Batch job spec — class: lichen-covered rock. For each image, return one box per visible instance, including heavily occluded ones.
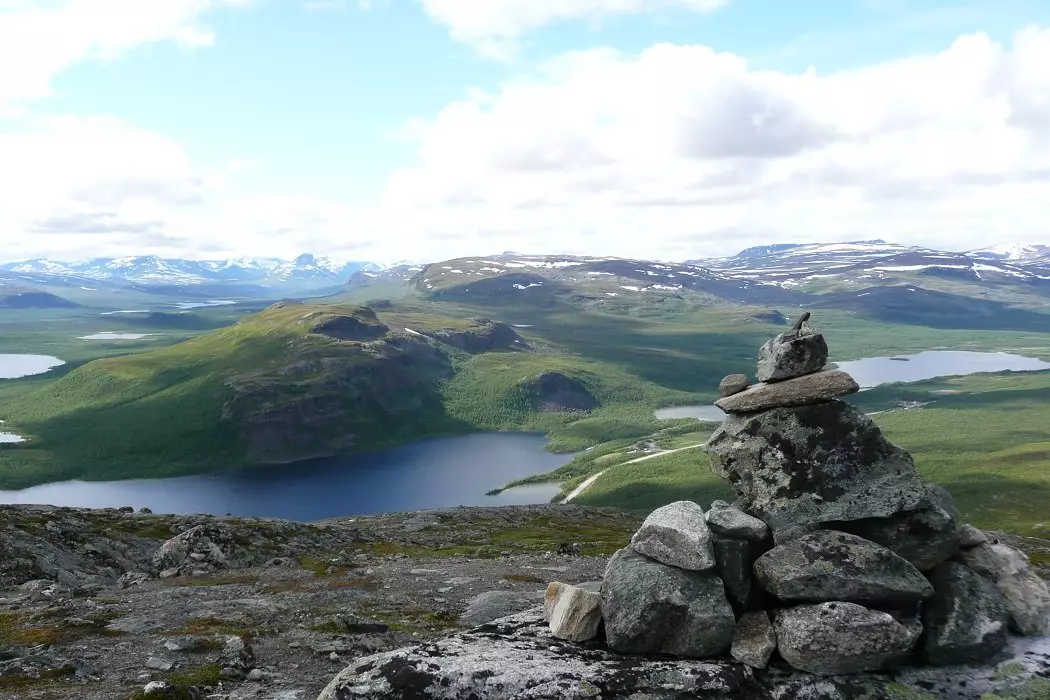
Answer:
[601,547,734,658]
[151,524,241,574]
[703,401,927,541]
[544,581,602,642]
[706,501,769,542]
[959,541,1050,636]
[774,601,921,675]
[730,611,776,669]
[629,500,715,571]
[715,370,859,413]
[719,374,750,397]
[828,484,960,571]
[754,530,933,606]
[756,327,828,382]
[921,561,1009,665]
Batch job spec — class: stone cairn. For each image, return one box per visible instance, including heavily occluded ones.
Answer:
[544,313,1050,675]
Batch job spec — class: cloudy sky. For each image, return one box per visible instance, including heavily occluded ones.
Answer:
[1,0,1049,264]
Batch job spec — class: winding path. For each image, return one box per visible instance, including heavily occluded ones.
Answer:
[561,443,706,503]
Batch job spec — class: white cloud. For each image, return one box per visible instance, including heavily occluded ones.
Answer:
[4,24,1050,264]
[0,0,248,111]
[417,0,729,58]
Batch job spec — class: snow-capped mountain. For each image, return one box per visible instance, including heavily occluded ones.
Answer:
[691,241,1050,288]
[970,243,1050,265]
[0,255,379,289]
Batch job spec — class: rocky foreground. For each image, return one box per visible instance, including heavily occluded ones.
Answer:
[0,503,637,700]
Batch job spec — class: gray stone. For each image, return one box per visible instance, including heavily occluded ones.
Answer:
[460,590,537,627]
[601,547,734,658]
[247,668,266,681]
[755,530,933,605]
[829,484,960,571]
[959,524,989,548]
[716,370,859,413]
[629,500,715,571]
[774,601,921,675]
[543,582,602,642]
[221,635,255,671]
[712,537,753,613]
[705,501,769,541]
[145,656,175,671]
[143,681,174,696]
[118,571,152,588]
[719,373,749,397]
[959,541,1050,636]
[703,402,927,541]
[922,561,1009,666]
[756,327,828,382]
[730,611,776,669]
[575,581,602,594]
[152,523,240,573]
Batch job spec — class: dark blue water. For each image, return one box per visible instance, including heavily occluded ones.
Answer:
[0,433,570,521]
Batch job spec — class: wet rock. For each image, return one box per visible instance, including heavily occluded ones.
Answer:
[828,484,960,571]
[629,500,715,571]
[730,611,776,669]
[719,374,750,397]
[959,541,1050,636]
[712,537,753,613]
[601,547,734,658]
[716,370,859,413]
[705,501,769,541]
[921,561,1009,665]
[459,590,538,627]
[756,325,828,382]
[704,401,927,541]
[959,524,989,548]
[774,601,921,675]
[543,581,602,642]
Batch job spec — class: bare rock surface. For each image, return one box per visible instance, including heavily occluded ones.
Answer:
[629,500,715,571]
[755,324,828,382]
[715,369,859,413]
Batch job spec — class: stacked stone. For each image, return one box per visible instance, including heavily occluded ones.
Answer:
[542,313,1050,678]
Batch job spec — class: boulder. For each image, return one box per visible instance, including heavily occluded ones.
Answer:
[543,582,602,642]
[959,541,1050,636]
[754,530,933,606]
[704,401,927,541]
[151,524,240,573]
[706,501,769,542]
[601,547,734,658]
[719,374,750,397]
[921,562,1010,666]
[827,484,960,571]
[712,537,753,613]
[756,327,828,382]
[629,500,715,571]
[730,612,776,669]
[317,607,1050,700]
[774,601,922,675]
[715,370,859,413]
[460,590,539,627]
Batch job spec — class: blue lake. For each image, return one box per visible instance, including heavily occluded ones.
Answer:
[0,433,571,521]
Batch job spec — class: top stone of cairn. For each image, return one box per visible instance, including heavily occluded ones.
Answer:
[756,312,828,383]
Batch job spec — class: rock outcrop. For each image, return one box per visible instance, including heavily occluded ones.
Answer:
[523,371,598,412]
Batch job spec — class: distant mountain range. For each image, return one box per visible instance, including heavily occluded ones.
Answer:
[0,254,379,289]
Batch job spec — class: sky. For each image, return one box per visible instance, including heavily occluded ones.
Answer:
[1,0,1049,264]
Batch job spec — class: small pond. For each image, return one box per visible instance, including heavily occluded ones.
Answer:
[0,433,572,521]
[0,354,65,379]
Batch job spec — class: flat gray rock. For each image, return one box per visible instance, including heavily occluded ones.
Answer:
[705,501,769,541]
[754,530,933,606]
[774,601,921,675]
[715,370,859,413]
[601,547,734,658]
[459,590,539,627]
[922,561,1009,666]
[756,327,828,382]
[630,500,715,571]
[704,402,927,540]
